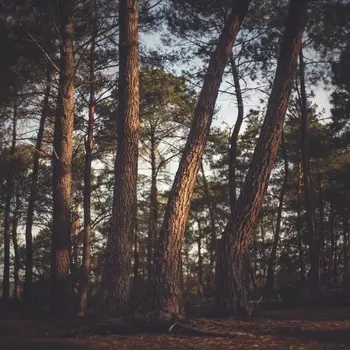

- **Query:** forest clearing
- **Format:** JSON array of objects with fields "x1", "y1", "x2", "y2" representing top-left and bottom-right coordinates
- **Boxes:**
[{"x1": 1, "y1": 0, "x2": 350, "y2": 348}]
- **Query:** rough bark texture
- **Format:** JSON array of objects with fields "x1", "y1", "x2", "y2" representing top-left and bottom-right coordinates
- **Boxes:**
[
  {"x1": 79, "y1": 5, "x2": 97, "y2": 315},
  {"x1": 24, "y1": 62, "x2": 52, "y2": 303},
  {"x1": 2, "y1": 97, "x2": 17, "y2": 301},
  {"x1": 217, "y1": 0, "x2": 308, "y2": 316},
  {"x1": 299, "y1": 45, "x2": 319, "y2": 284},
  {"x1": 12, "y1": 191, "x2": 21, "y2": 302},
  {"x1": 229, "y1": 54, "x2": 244, "y2": 216},
  {"x1": 153, "y1": 0, "x2": 251, "y2": 316},
  {"x1": 50, "y1": 0, "x2": 75, "y2": 317},
  {"x1": 264, "y1": 130, "x2": 289, "y2": 296},
  {"x1": 99, "y1": 0, "x2": 139, "y2": 315}
]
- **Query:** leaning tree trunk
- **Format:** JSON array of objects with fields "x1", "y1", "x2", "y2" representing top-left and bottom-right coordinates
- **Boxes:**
[
  {"x1": 299, "y1": 45, "x2": 319, "y2": 284},
  {"x1": 153, "y1": 0, "x2": 251, "y2": 317},
  {"x1": 2, "y1": 96, "x2": 17, "y2": 301},
  {"x1": 12, "y1": 190, "x2": 21, "y2": 303},
  {"x1": 24, "y1": 62, "x2": 52, "y2": 303},
  {"x1": 79, "y1": 3, "x2": 97, "y2": 315},
  {"x1": 99, "y1": 0, "x2": 139, "y2": 315},
  {"x1": 343, "y1": 208, "x2": 349, "y2": 274},
  {"x1": 264, "y1": 129, "x2": 289, "y2": 297},
  {"x1": 217, "y1": 0, "x2": 308, "y2": 317},
  {"x1": 50, "y1": 0, "x2": 75, "y2": 317}
]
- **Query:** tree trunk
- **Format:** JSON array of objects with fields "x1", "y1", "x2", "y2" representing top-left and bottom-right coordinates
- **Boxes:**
[
  {"x1": 24, "y1": 62, "x2": 52, "y2": 303},
  {"x1": 134, "y1": 218, "x2": 140, "y2": 280},
  {"x1": 297, "y1": 159, "x2": 305, "y2": 280},
  {"x1": 153, "y1": 0, "x2": 251, "y2": 317},
  {"x1": 147, "y1": 129, "x2": 158, "y2": 292},
  {"x1": 317, "y1": 169, "x2": 326, "y2": 277},
  {"x1": 2, "y1": 96, "x2": 17, "y2": 301},
  {"x1": 264, "y1": 129, "x2": 289, "y2": 297},
  {"x1": 79, "y1": 4, "x2": 97, "y2": 315},
  {"x1": 196, "y1": 217, "x2": 203, "y2": 288},
  {"x1": 217, "y1": 0, "x2": 308, "y2": 316},
  {"x1": 299, "y1": 45, "x2": 319, "y2": 284},
  {"x1": 330, "y1": 203, "x2": 336, "y2": 280},
  {"x1": 200, "y1": 162, "x2": 216, "y2": 288},
  {"x1": 228, "y1": 54, "x2": 244, "y2": 216},
  {"x1": 343, "y1": 208, "x2": 349, "y2": 274},
  {"x1": 50, "y1": 0, "x2": 75, "y2": 317},
  {"x1": 12, "y1": 190, "x2": 21, "y2": 303},
  {"x1": 99, "y1": 0, "x2": 139, "y2": 315}
]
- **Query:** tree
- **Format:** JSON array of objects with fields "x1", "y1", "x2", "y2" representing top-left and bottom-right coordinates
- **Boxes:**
[
  {"x1": 99, "y1": 0, "x2": 140, "y2": 315},
  {"x1": 217, "y1": 0, "x2": 308, "y2": 316},
  {"x1": 50, "y1": 0, "x2": 75, "y2": 317},
  {"x1": 153, "y1": 0, "x2": 251, "y2": 317}
]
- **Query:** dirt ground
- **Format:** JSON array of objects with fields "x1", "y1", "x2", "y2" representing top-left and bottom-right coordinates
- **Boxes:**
[{"x1": 1, "y1": 308, "x2": 350, "y2": 349}]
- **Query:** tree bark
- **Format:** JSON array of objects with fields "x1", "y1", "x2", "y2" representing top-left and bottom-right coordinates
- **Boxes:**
[
  {"x1": 12, "y1": 190, "x2": 21, "y2": 303},
  {"x1": 296, "y1": 159, "x2": 305, "y2": 280},
  {"x1": 217, "y1": 0, "x2": 308, "y2": 316},
  {"x1": 196, "y1": 217, "x2": 203, "y2": 288},
  {"x1": 2, "y1": 96, "x2": 17, "y2": 301},
  {"x1": 343, "y1": 208, "x2": 349, "y2": 274},
  {"x1": 24, "y1": 61, "x2": 52, "y2": 303},
  {"x1": 153, "y1": 0, "x2": 251, "y2": 317},
  {"x1": 147, "y1": 128, "x2": 158, "y2": 291},
  {"x1": 200, "y1": 162, "x2": 216, "y2": 288},
  {"x1": 99, "y1": 0, "x2": 139, "y2": 315},
  {"x1": 50, "y1": 0, "x2": 75, "y2": 317},
  {"x1": 264, "y1": 129, "x2": 289, "y2": 296},
  {"x1": 228, "y1": 54, "x2": 244, "y2": 216},
  {"x1": 299, "y1": 45, "x2": 319, "y2": 284},
  {"x1": 79, "y1": 3, "x2": 97, "y2": 315},
  {"x1": 317, "y1": 169, "x2": 326, "y2": 277}
]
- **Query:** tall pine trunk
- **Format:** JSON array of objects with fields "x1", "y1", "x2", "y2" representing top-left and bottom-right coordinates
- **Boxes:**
[
  {"x1": 264, "y1": 130, "x2": 289, "y2": 296},
  {"x1": 2, "y1": 96, "x2": 17, "y2": 301},
  {"x1": 50, "y1": 0, "x2": 75, "y2": 317},
  {"x1": 147, "y1": 130, "x2": 158, "y2": 291},
  {"x1": 299, "y1": 45, "x2": 319, "y2": 284},
  {"x1": 79, "y1": 4, "x2": 97, "y2": 315},
  {"x1": 200, "y1": 162, "x2": 216, "y2": 288},
  {"x1": 217, "y1": 0, "x2": 308, "y2": 316},
  {"x1": 24, "y1": 62, "x2": 52, "y2": 303},
  {"x1": 297, "y1": 159, "x2": 305, "y2": 280},
  {"x1": 153, "y1": 0, "x2": 251, "y2": 316},
  {"x1": 99, "y1": 0, "x2": 139, "y2": 315},
  {"x1": 12, "y1": 190, "x2": 21, "y2": 302}
]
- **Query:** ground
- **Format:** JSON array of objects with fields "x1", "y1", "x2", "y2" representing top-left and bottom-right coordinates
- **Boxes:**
[{"x1": 1, "y1": 308, "x2": 350, "y2": 349}]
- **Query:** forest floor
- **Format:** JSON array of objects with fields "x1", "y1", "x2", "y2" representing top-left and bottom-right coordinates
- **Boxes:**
[{"x1": 1, "y1": 307, "x2": 350, "y2": 349}]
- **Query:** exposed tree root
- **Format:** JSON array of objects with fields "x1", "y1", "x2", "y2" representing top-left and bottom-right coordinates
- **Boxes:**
[{"x1": 168, "y1": 322, "x2": 255, "y2": 338}]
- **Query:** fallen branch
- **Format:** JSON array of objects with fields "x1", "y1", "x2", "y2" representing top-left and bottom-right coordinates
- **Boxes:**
[{"x1": 168, "y1": 322, "x2": 255, "y2": 338}]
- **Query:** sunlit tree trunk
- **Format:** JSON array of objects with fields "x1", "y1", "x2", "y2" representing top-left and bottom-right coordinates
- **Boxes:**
[
  {"x1": 153, "y1": 0, "x2": 251, "y2": 317},
  {"x1": 99, "y1": 0, "x2": 139, "y2": 315},
  {"x1": 51, "y1": 0, "x2": 75, "y2": 317},
  {"x1": 217, "y1": 0, "x2": 308, "y2": 316}
]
